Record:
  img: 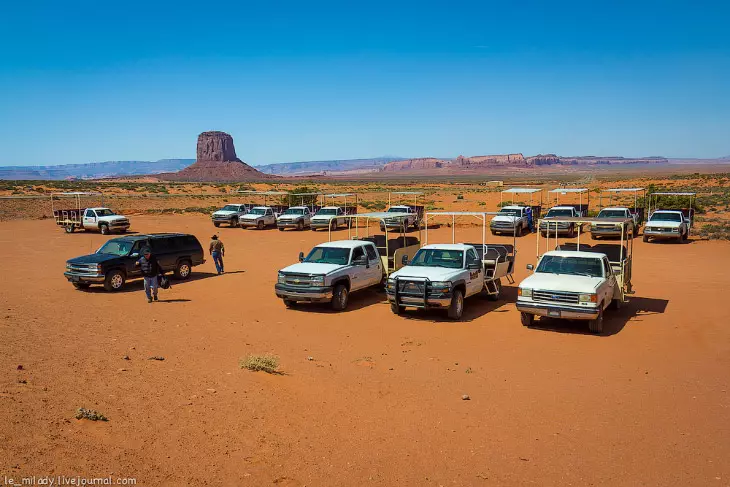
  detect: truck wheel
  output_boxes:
[611,297,623,310]
[100,224,110,235]
[278,227,285,231]
[103,270,125,292]
[283,299,296,308]
[174,260,192,280]
[390,302,403,315]
[588,306,604,334]
[257,220,264,230]
[65,225,75,233]
[681,230,688,242]
[330,220,336,231]
[486,279,501,301]
[643,235,649,243]
[230,217,238,227]
[331,284,349,311]
[72,283,91,290]
[491,230,497,236]
[214,222,221,227]
[447,289,464,320]
[520,312,534,327]
[297,220,304,231]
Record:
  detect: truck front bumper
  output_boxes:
[240,220,262,228]
[491,224,519,234]
[275,284,334,303]
[516,301,599,320]
[64,272,105,284]
[591,227,624,237]
[310,220,333,229]
[386,291,452,308]
[644,229,680,239]
[277,221,304,229]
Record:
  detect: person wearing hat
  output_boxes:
[209,235,225,275]
[136,247,161,303]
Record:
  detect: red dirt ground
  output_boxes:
[1,215,728,486]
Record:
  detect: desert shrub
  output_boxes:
[456,194,464,200]
[361,200,387,211]
[240,354,280,373]
[697,221,730,240]
[75,408,107,421]
[285,185,320,206]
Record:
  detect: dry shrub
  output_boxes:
[240,354,280,374]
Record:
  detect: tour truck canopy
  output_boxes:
[600,188,646,209]
[500,188,543,207]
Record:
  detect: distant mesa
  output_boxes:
[382,158,446,172]
[162,131,275,182]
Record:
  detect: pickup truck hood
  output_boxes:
[280,262,344,275]
[97,215,128,223]
[241,214,264,220]
[311,214,335,221]
[67,253,120,265]
[646,220,681,229]
[520,273,602,293]
[491,215,520,224]
[390,266,461,282]
[278,215,303,221]
[212,210,236,217]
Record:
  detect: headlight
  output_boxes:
[96,264,103,273]
[518,288,532,298]
[387,278,395,289]
[429,281,452,293]
[310,275,325,286]
[278,272,286,284]
[579,293,597,303]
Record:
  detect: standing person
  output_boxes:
[525,206,534,233]
[136,247,161,303]
[210,235,225,275]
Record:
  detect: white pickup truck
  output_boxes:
[310,206,356,231]
[643,210,691,243]
[539,206,585,237]
[387,243,514,320]
[277,206,314,231]
[53,207,130,234]
[490,206,535,235]
[591,207,642,238]
[239,206,278,229]
[275,240,385,311]
[380,205,423,231]
[212,203,250,227]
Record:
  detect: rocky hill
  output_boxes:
[382,158,447,171]
[256,157,404,175]
[0,159,194,180]
[161,131,275,182]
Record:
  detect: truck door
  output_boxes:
[127,240,146,277]
[364,244,383,286]
[83,209,97,229]
[349,246,367,291]
[602,257,616,305]
[465,248,483,296]
[265,209,274,225]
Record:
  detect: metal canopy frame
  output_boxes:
[600,188,646,210]
[50,191,104,213]
[500,188,543,208]
[548,187,590,212]
[322,192,359,209]
[388,191,424,207]
[237,190,289,208]
[647,191,696,229]
[424,210,517,253]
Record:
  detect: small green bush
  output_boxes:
[240,354,280,373]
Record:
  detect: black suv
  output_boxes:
[64,233,205,291]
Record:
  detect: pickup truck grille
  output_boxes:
[532,290,580,305]
[281,273,316,287]
[491,221,517,228]
[66,264,99,274]
[540,221,570,229]
[397,280,425,294]
[646,226,674,233]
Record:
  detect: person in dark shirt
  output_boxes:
[209,235,225,274]
[136,247,161,303]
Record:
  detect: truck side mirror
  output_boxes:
[130,252,139,258]
[353,255,368,266]
[298,251,304,262]
[401,255,409,266]
[526,264,534,271]
[467,262,481,270]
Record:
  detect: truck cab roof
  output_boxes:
[600,207,629,212]
[315,240,375,249]
[549,206,576,211]
[543,250,604,259]
[420,243,473,251]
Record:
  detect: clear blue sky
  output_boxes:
[1,0,728,166]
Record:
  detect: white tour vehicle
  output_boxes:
[239,206,279,229]
[51,192,130,234]
[211,203,250,227]
[491,187,543,236]
[310,193,358,231]
[643,192,696,243]
[592,188,646,238]
[387,212,516,320]
[276,206,314,231]
[517,216,635,334]
[275,240,385,311]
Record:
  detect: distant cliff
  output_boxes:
[0,159,194,180]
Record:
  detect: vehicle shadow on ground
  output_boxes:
[81,272,219,294]
[397,286,518,323]
[157,298,192,303]
[528,295,669,337]
[285,288,387,314]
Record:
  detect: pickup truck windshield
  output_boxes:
[221,205,240,211]
[249,208,266,215]
[650,212,682,222]
[97,240,134,256]
[95,209,116,217]
[317,209,337,215]
[305,247,350,265]
[546,209,574,217]
[283,208,305,215]
[498,208,521,217]
[598,209,628,218]
[536,255,603,278]
[410,249,464,269]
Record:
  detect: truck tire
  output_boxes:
[297,220,304,231]
[230,217,238,227]
[491,230,497,236]
[643,234,649,243]
[486,279,501,301]
[611,297,623,310]
[100,224,110,235]
[390,302,403,315]
[103,270,125,292]
[331,283,349,311]
[65,225,75,233]
[681,230,688,242]
[72,282,91,290]
[330,220,337,231]
[278,227,285,231]
[283,299,296,308]
[520,312,534,327]
[257,220,264,230]
[214,222,221,227]
[447,288,464,320]
[174,260,192,280]
[588,306,604,334]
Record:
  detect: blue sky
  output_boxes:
[1,0,728,166]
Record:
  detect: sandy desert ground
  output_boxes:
[1,213,729,486]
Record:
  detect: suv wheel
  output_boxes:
[175,260,192,280]
[103,270,125,292]
[520,312,534,327]
[331,283,349,311]
[100,224,109,235]
[447,289,464,320]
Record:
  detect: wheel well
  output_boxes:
[98,222,108,228]
[452,283,466,295]
[107,266,126,277]
[332,277,350,291]
[176,256,192,266]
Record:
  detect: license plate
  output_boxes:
[548,309,561,318]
